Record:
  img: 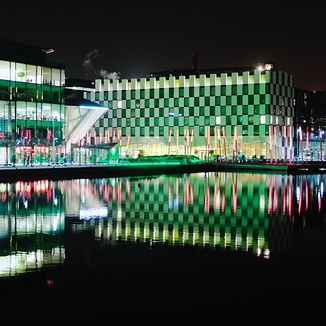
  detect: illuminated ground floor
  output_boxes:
[0,134,324,165]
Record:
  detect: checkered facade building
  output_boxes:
[90,67,294,159]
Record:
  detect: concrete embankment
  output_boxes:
[215,161,326,174]
[0,162,217,182]
[1,161,326,182]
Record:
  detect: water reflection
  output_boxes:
[0,172,325,279]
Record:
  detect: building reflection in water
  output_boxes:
[0,172,324,279]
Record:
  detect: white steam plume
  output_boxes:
[82,49,120,80]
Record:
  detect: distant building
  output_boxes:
[294,89,326,159]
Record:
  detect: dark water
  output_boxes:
[0,172,326,322]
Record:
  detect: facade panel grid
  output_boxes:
[92,69,294,160]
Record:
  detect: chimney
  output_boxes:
[192,54,200,71]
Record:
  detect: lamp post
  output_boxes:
[222,126,226,161]
[299,127,303,162]
[320,129,323,161]
[52,116,56,163]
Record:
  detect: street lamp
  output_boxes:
[319,129,323,161]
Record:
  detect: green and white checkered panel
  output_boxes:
[91,69,294,151]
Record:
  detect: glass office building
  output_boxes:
[0,38,66,165]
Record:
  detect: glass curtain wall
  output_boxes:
[0,60,65,165]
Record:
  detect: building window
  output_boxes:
[189,107,194,116]
[140,108,145,117]
[216,116,221,125]
[189,87,194,97]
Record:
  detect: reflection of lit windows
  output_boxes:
[260,115,266,124]
[79,207,108,220]
[259,194,265,212]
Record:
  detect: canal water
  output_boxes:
[0,171,325,322]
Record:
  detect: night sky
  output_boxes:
[2,2,326,91]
